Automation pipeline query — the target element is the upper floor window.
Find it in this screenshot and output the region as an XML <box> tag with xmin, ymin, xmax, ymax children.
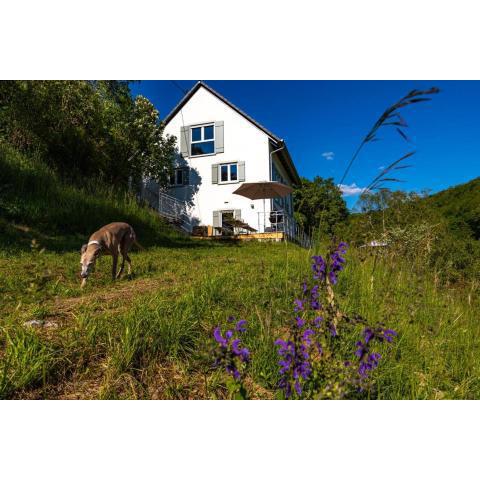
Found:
<box><xmin>220</xmin><ymin>163</ymin><xmax>238</xmax><ymax>183</ymax></box>
<box><xmin>191</xmin><ymin>124</ymin><xmax>215</xmax><ymax>156</ymax></box>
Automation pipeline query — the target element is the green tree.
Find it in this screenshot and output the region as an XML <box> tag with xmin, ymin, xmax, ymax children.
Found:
<box><xmin>293</xmin><ymin>176</ymin><xmax>348</xmax><ymax>235</ymax></box>
<box><xmin>0</xmin><ymin>81</ymin><xmax>176</xmax><ymax>188</ymax></box>
<box><xmin>127</xmin><ymin>95</ymin><xmax>176</xmax><ymax>187</ymax></box>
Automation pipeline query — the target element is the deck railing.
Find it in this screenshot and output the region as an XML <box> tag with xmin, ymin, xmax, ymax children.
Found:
<box><xmin>257</xmin><ymin>210</ymin><xmax>312</xmax><ymax>248</ymax></box>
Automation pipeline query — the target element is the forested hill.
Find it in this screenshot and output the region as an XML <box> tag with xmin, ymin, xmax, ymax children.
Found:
<box><xmin>425</xmin><ymin>177</ymin><xmax>480</xmax><ymax>239</ymax></box>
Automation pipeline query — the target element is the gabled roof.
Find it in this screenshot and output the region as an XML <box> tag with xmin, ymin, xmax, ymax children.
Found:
<box><xmin>163</xmin><ymin>81</ymin><xmax>300</xmax><ymax>184</ymax></box>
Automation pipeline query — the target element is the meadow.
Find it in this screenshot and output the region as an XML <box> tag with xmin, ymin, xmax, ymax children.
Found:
<box><xmin>1</xmin><ymin>142</ymin><xmax>479</xmax><ymax>400</ymax></box>
<box><xmin>1</xmin><ymin>236</ymin><xmax>478</xmax><ymax>399</ymax></box>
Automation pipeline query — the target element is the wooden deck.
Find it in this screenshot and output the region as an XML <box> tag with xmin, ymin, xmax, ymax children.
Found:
<box><xmin>192</xmin><ymin>231</ymin><xmax>285</xmax><ymax>242</ymax></box>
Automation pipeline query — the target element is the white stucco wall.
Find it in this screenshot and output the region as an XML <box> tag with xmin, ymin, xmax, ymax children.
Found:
<box><xmin>163</xmin><ymin>86</ymin><xmax>286</xmax><ymax>232</ymax></box>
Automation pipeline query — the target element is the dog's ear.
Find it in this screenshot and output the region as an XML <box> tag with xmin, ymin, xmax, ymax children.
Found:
<box><xmin>80</xmin><ymin>244</ymin><xmax>87</xmax><ymax>254</ymax></box>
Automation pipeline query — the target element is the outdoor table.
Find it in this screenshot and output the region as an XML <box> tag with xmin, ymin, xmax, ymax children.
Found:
<box><xmin>224</xmin><ymin>219</ymin><xmax>257</xmax><ymax>234</ymax></box>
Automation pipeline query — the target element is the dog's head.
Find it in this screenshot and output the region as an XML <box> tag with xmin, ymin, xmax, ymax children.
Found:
<box><xmin>80</xmin><ymin>243</ymin><xmax>101</xmax><ymax>282</ymax></box>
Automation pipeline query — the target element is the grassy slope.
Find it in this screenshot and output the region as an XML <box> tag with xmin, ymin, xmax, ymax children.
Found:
<box><xmin>0</xmin><ymin>142</ymin><xmax>186</xmax><ymax>252</ymax></box>
<box><xmin>0</xmin><ymin>145</ymin><xmax>479</xmax><ymax>399</ymax></box>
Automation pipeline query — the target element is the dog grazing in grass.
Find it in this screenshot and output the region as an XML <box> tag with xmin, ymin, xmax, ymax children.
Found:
<box><xmin>80</xmin><ymin>222</ymin><xmax>140</xmax><ymax>287</ymax></box>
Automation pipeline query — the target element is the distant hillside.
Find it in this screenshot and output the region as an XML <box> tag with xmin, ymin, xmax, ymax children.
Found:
<box><xmin>424</xmin><ymin>177</ymin><xmax>480</xmax><ymax>239</ymax></box>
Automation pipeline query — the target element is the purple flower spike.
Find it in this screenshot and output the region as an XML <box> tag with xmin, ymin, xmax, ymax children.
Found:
<box><xmin>213</xmin><ymin>327</ymin><xmax>227</xmax><ymax>347</ymax></box>
<box><xmin>213</xmin><ymin>319</ymin><xmax>250</xmax><ymax>382</ymax></box>
<box><xmin>312</xmin><ymin>255</ymin><xmax>327</xmax><ymax>281</ymax></box>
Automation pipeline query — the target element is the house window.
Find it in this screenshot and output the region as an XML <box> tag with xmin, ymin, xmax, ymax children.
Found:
<box><xmin>169</xmin><ymin>168</ymin><xmax>188</xmax><ymax>186</ymax></box>
<box><xmin>191</xmin><ymin>124</ymin><xmax>215</xmax><ymax>156</ymax></box>
<box><xmin>219</xmin><ymin>163</ymin><xmax>238</xmax><ymax>183</ymax></box>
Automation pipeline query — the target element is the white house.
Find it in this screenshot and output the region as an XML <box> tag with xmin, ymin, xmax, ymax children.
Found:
<box><xmin>156</xmin><ymin>81</ymin><xmax>302</xmax><ymax>238</ymax></box>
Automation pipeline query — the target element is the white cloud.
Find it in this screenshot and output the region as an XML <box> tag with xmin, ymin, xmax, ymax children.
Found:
<box><xmin>321</xmin><ymin>151</ymin><xmax>335</xmax><ymax>161</ymax></box>
<box><xmin>378</xmin><ymin>165</ymin><xmax>385</xmax><ymax>171</ymax></box>
<box><xmin>337</xmin><ymin>183</ymin><xmax>366</xmax><ymax>196</ymax></box>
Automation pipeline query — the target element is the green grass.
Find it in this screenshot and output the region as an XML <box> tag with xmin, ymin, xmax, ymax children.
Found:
<box><xmin>1</xmin><ymin>143</ymin><xmax>479</xmax><ymax>399</ymax></box>
<box><xmin>0</xmin><ymin>240</ymin><xmax>478</xmax><ymax>399</ymax></box>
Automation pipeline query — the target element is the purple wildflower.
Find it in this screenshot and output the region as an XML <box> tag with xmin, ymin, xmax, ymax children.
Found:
<box><xmin>275</xmin><ymin>332</ymin><xmax>313</xmax><ymax>399</ymax></box>
<box><xmin>355</xmin><ymin>340</ymin><xmax>369</xmax><ymax>359</ymax></box>
<box><xmin>295</xmin><ymin>316</ymin><xmax>306</xmax><ymax>327</ymax></box>
<box><xmin>312</xmin><ymin>255</ymin><xmax>327</xmax><ymax>281</ymax></box>
<box><xmin>358</xmin><ymin>353</ymin><xmax>382</xmax><ymax>378</ymax></box>
<box><xmin>294</xmin><ymin>299</ymin><xmax>304</xmax><ymax>312</ymax></box>
<box><xmin>364</xmin><ymin>328</ymin><xmax>375</xmax><ymax>344</ymax></box>
<box><xmin>213</xmin><ymin>320</ymin><xmax>250</xmax><ymax>381</ymax></box>
<box><xmin>328</xmin><ymin>242</ymin><xmax>348</xmax><ymax>285</ymax></box>
<box><xmin>355</xmin><ymin>325</ymin><xmax>396</xmax><ymax>380</ymax></box>
<box><xmin>310</xmin><ymin>284</ymin><xmax>321</xmax><ymax>310</ymax></box>
<box><xmin>235</xmin><ymin>319</ymin><xmax>247</xmax><ymax>332</ymax></box>
<box><xmin>383</xmin><ymin>329</ymin><xmax>398</xmax><ymax>343</ymax></box>
<box><xmin>213</xmin><ymin>327</ymin><xmax>227</xmax><ymax>347</ymax></box>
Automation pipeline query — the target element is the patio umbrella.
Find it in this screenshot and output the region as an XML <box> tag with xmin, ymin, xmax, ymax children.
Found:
<box><xmin>233</xmin><ymin>181</ymin><xmax>293</xmax><ymax>230</ymax></box>
<box><xmin>233</xmin><ymin>181</ymin><xmax>292</xmax><ymax>201</ymax></box>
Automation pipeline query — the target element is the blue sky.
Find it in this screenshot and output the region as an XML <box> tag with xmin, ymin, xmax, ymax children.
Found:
<box><xmin>130</xmin><ymin>81</ymin><xmax>479</xmax><ymax>208</ymax></box>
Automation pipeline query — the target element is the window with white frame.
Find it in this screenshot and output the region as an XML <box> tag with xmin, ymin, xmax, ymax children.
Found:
<box><xmin>219</xmin><ymin>163</ymin><xmax>238</xmax><ymax>183</ymax></box>
<box><xmin>169</xmin><ymin>168</ymin><xmax>188</xmax><ymax>186</ymax></box>
<box><xmin>190</xmin><ymin>124</ymin><xmax>215</xmax><ymax>156</ymax></box>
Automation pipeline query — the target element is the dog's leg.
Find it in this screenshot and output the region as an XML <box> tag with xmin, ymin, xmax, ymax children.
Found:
<box><xmin>125</xmin><ymin>253</ymin><xmax>132</xmax><ymax>275</ymax></box>
<box><xmin>116</xmin><ymin>255</ymin><xmax>126</xmax><ymax>279</ymax></box>
<box><xmin>112</xmin><ymin>254</ymin><xmax>118</xmax><ymax>280</ymax></box>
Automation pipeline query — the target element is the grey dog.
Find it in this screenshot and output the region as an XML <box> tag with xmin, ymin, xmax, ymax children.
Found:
<box><xmin>80</xmin><ymin>222</ymin><xmax>140</xmax><ymax>287</ymax></box>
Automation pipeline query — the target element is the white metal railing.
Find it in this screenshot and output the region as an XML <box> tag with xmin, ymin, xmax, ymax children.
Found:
<box><xmin>158</xmin><ymin>190</ymin><xmax>188</xmax><ymax>222</ymax></box>
<box><xmin>141</xmin><ymin>182</ymin><xmax>189</xmax><ymax>230</ymax></box>
<box><xmin>257</xmin><ymin>210</ymin><xmax>312</xmax><ymax>248</ymax></box>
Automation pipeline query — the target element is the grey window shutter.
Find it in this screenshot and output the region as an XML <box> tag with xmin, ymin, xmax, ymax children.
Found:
<box><xmin>183</xmin><ymin>168</ymin><xmax>189</xmax><ymax>185</ymax></box>
<box><xmin>213</xmin><ymin>210</ymin><xmax>221</xmax><ymax>228</ymax></box>
<box><xmin>238</xmin><ymin>161</ymin><xmax>245</xmax><ymax>182</ymax></box>
<box><xmin>180</xmin><ymin>126</ymin><xmax>189</xmax><ymax>157</ymax></box>
<box><xmin>212</xmin><ymin>164</ymin><xmax>218</xmax><ymax>184</ymax></box>
<box><xmin>234</xmin><ymin>209</ymin><xmax>242</xmax><ymax>221</ymax></box>
<box><xmin>215</xmin><ymin>121</ymin><xmax>224</xmax><ymax>153</ymax></box>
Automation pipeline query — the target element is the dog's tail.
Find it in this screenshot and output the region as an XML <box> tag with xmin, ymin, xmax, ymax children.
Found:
<box><xmin>133</xmin><ymin>239</ymin><xmax>145</xmax><ymax>250</ymax></box>
<box><xmin>129</xmin><ymin>226</ymin><xmax>144</xmax><ymax>250</ymax></box>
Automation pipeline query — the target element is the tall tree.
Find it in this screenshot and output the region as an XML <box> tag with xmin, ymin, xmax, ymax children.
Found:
<box><xmin>293</xmin><ymin>176</ymin><xmax>348</xmax><ymax>234</ymax></box>
<box><xmin>0</xmin><ymin>81</ymin><xmax>176</xmax><ymax>187</ymax></box>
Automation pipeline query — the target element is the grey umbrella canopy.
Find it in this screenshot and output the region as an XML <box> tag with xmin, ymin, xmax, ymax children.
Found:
<box><xmin>233</xmin><ymin>182</ymin><xmax>293</xmax><ymax>231</ymax></box>
<box><xmin>232</xmin><ymin>181</ymin><xmax>292</xmax><ymax>200</ymax></box>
